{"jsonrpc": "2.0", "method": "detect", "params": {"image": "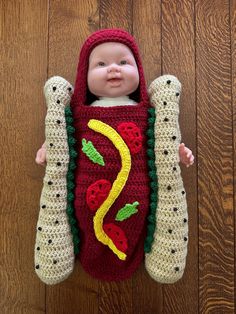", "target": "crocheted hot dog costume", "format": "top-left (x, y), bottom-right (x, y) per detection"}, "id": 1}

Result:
top-left (34, 29), bottom-right (189, 284)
